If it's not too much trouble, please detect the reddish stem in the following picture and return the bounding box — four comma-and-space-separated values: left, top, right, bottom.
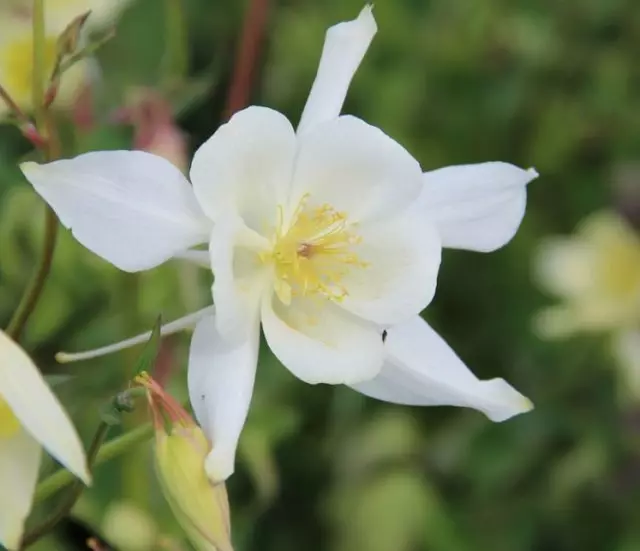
223, 0, 271, 120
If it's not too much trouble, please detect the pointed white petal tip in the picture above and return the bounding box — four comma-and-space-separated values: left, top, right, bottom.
2, 522, 23, 551
480, 378, 534, 422
526, 167, 539, 180
19, 161, 40, 177
55, 352, 74, 364
205, 449, 235, 484
357, 5, 377, 33
79, 464, 92, 486
54, 442, 92, 486
297, 3, 378, 133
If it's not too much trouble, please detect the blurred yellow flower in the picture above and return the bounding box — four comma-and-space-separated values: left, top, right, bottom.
0, 24, 87, 118
0, 0, 132, 119
0, 28, 58, 112
534, 210, 640, 338
0, 329, 89, 550
2, 0, 133, 32
136, 373, 234, 551
534, 210, 640, 400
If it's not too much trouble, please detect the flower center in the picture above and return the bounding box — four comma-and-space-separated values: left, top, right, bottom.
262, 194, 367, 305
0, 35, 57, 108
0, 398, 20, 439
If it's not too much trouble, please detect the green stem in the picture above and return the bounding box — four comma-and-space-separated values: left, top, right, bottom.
5, 207, 58, 340
162, 0, 188, 86
31, 0, 46, 130
34, 423, 154, 503
21, 423, 112, 549
5, 0, 59, 341
121, 274, 149, 505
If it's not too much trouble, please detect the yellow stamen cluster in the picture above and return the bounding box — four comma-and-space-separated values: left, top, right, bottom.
262, 194, 368, 305
0, 398, 20, 439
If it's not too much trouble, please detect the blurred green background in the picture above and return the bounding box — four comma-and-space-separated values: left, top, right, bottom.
1, 0, 640, 549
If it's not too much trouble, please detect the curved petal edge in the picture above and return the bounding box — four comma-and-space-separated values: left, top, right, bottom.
350, 316, 533, 422
419, 162, 538, 253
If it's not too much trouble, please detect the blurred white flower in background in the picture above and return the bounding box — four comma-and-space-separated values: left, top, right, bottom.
0, 0, 132, 118
101, 500, 158, 551
534, 210, 640, 398
0, 330, 89, 550
22, 6, 536, 483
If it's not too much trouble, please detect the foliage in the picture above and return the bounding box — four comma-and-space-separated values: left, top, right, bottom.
1, 0, 639, 549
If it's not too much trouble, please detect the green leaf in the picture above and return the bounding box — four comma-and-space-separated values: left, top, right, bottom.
130, 314, 163, 379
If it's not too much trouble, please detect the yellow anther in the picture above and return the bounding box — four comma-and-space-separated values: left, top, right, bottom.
262, 195, 368, 303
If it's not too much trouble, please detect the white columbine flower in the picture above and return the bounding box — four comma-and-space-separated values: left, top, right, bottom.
0, 330, 90, 550
21, 7, 537, 483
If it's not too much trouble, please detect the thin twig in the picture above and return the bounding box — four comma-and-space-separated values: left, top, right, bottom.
5, 206, 58, 340
5, 0, 61, 341
57, 28, 116, 76
0, 83, 28, 122
6, 103, 62, 340
223, 0, 271, 119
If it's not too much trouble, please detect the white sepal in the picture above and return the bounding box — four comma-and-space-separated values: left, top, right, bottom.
351, 316, 533, 422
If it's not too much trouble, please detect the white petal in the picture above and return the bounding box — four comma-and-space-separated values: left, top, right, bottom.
419, 162, 538, 252
188, 315, 259, 483
351, 316, 532, 422
190, 106, 296, 231
297, 6, 377, 134
261, 293, 384, 385
0, 429, 42, 551
209, 217, 270, 344
291, 116, 423, 225
339, 210, 441, 325
21, 151, 211, 272
0, 331, 90, 483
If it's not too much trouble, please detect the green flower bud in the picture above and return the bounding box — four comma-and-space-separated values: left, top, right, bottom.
136, 373, 233, 551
